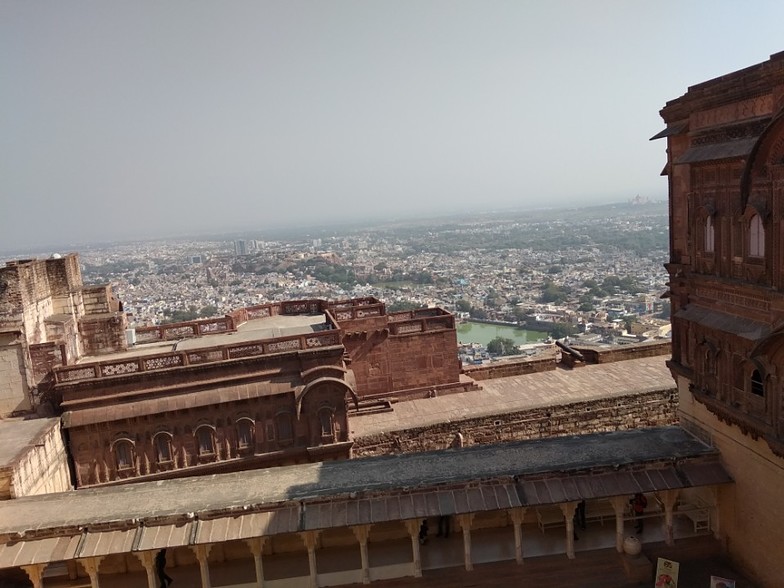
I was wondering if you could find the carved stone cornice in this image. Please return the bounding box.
[689,385,783,457]
[666,359,692,381]
[690,118,770,146]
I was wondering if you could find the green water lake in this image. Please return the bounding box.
[456,321,547,346]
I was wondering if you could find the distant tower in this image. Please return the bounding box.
[234,240,248,256]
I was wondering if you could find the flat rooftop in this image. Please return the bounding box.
[0,426,722,535]
[351,355,673,438]
[77,313,328,364]
[0,417,59,468]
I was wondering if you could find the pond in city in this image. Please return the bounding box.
[456,321,547,346]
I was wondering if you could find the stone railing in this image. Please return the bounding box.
[133,299,338,345]
[54,330,343,384]
[135,317,235,344]
[388,313,455,335]
[330,303,385,322]
[575,340,671,364]
[328,296,380,310]
[281,299,322,315]
[388,308,447,323]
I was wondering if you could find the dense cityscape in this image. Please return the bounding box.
[45,199,673,352]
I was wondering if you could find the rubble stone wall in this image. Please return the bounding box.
[352,387,678,458]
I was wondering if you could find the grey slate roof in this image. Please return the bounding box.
[0,426,726,536]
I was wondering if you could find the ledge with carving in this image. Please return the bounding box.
[666,359,693,382]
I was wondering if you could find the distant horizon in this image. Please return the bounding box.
[0,197,667,259]
[3,2,782,254]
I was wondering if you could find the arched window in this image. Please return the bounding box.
[195,426,216,456]
[749,214,765,257]
[704,216,715,253]
[276,413,293,443]
[154,433,173,463]
[319,408,335,441]
[236,419,255,451]
[751,370,764,397]
[114,439,135,470]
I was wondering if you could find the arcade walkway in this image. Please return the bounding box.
[26,515,757,588]
[0,427,735,588]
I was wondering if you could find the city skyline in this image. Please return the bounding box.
[2,1,783,251]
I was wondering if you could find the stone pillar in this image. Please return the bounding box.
[404,519,422,578]
[509,507,527,564]
[559,502,577,560]
[191,544,212,588]
[610,496,629,553]
[80,556,103,588]
[21,564,44,588]
[301,531,320,588]
[134,551,158,588]
[658,490,680,546]
[352,525,372,584]
[456,513,475,571]
[246,537,267,587]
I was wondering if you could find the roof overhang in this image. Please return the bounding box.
[650,121,689,140]
[62,378,301,428]
[0,427,733,569]
[673,137,757,165]
[675,305,770,341]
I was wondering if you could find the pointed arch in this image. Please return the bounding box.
[740,108,784,210]
[296,377,359,418]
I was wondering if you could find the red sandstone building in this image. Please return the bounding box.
[655,50,784,587]
[14,46,784,582]
[0,255,462,487]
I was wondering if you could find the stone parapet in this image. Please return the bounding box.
[352,388,678,458]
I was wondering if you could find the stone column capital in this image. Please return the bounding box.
[21,564,45,588]
[559,501,577,519]
[352,524,371,543]
[509,507,528,525]
[191,544,213,561]
[456,513,475,530]
[404,519,421,536]
[245,536,267,557]
[300,530,320,550]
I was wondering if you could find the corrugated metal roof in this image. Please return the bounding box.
[1,427,726,538]
[79,529,138,558]
[517,467,693,507]
[136,522,194,552]
[0,535,81,568]
[195,507,299,544]
[301,483,521,531]
[680,460,734,487]
[0,458,732,569]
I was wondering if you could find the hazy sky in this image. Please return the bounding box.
[2,1,784,252]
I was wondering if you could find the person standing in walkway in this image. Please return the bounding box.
[155,548,173,587]
[575,500,586,530]
[631,493,647,534]
[418,519,429,545]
